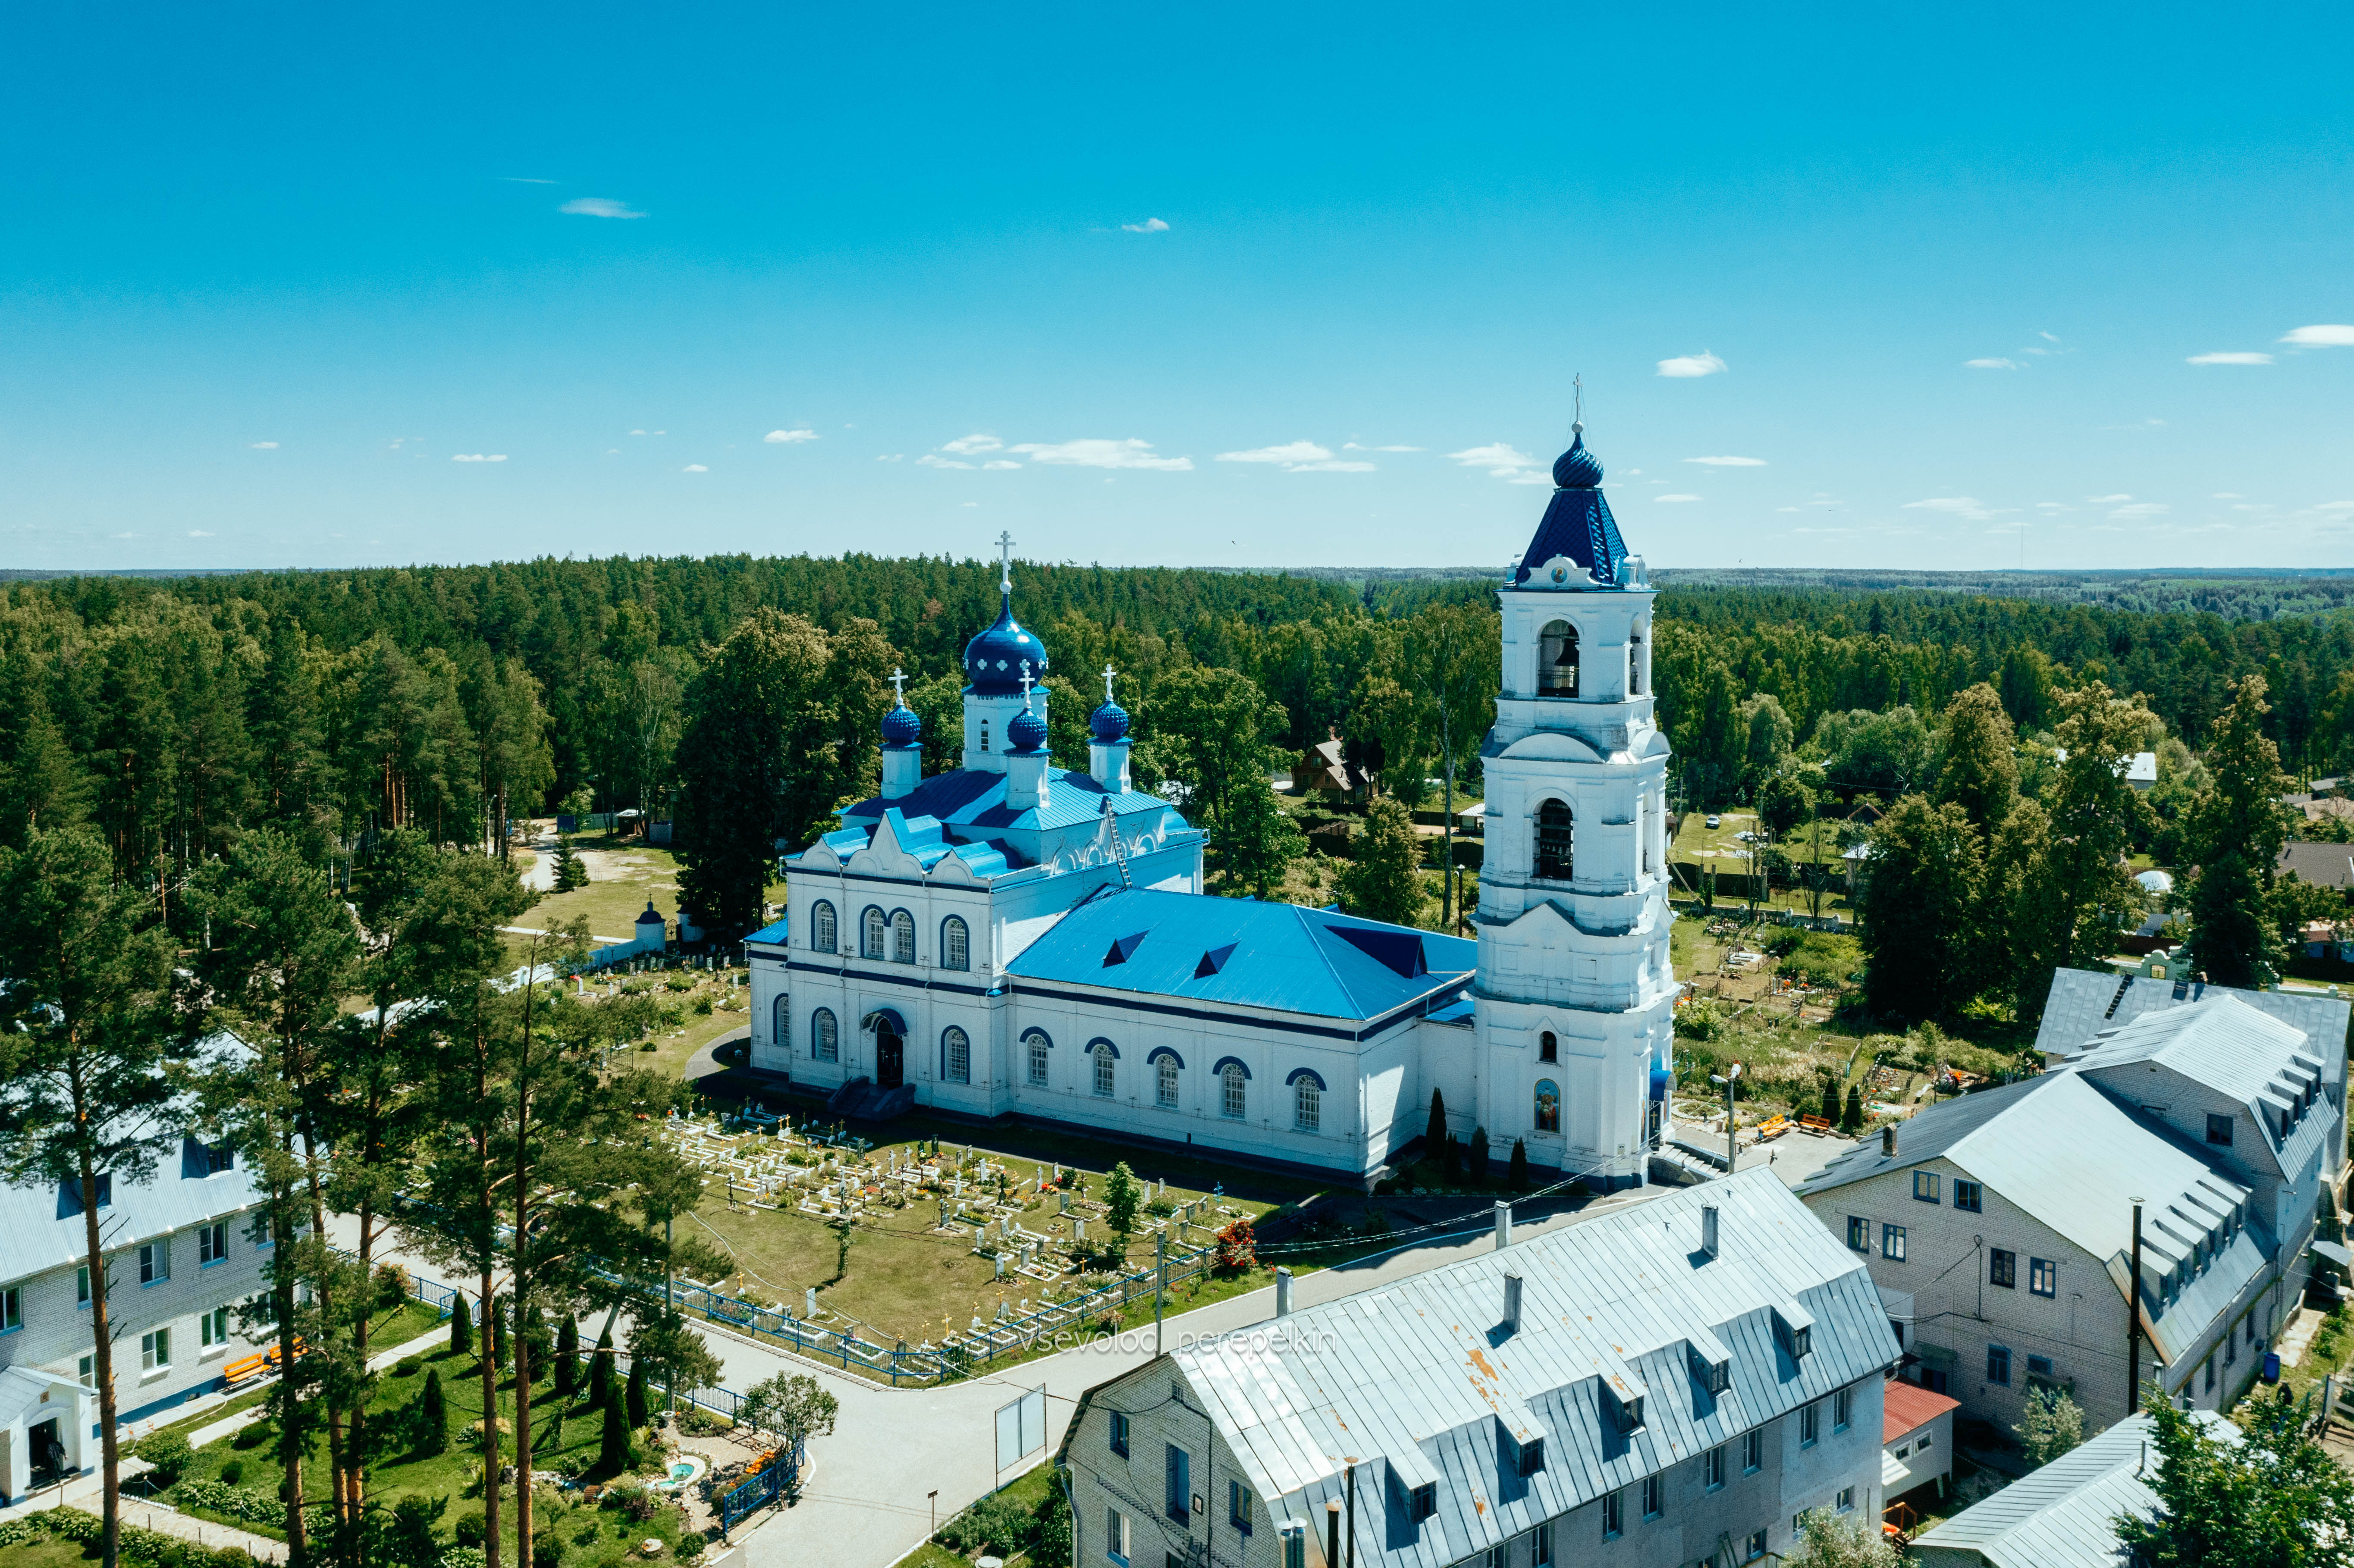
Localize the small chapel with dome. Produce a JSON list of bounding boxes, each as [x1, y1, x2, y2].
[[747, 433, 1677, 1186]]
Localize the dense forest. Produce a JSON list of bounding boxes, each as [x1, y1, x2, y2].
[[3, 554, 2350, 926]]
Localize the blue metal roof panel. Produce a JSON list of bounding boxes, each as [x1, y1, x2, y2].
[[746, 918, 791, 947], [1007, 888, 1475, 1021]]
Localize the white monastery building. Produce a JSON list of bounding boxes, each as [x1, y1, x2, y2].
[[747, 425, 1675, 1186]]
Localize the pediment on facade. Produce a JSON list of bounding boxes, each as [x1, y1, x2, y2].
[[796, 838, 844, 872], [845, 813, 923, 879], [1494, 729, 1604, 765], [1637, 729, 1673, 760], [929, 852, 982, 886]]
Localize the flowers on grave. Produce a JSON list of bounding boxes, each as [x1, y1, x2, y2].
[[1213, 1217, 1257, 1275]]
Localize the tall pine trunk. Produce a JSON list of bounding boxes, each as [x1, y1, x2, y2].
[[478, 1276, 501, 1568], [77, 1151, 122, 1568], [270, 1163, 308, 1566]]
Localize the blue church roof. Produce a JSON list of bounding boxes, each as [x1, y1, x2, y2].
[[964, 595, 1049, 695], [747, 917, 791, 947], [1514, 427, 1630, 586], [826, 766, 1184, 878], [1009, 888, 1476, 1022]]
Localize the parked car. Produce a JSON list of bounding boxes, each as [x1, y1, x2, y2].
[[1705, 814, 1721, 828]]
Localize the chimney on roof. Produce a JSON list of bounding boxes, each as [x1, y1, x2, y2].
[[1276, 1267, 1293, 1317], [1701, 1204, 1720, 1260], [1501, 1272, 1523, 1333], [1882, 1124, 1898, 1157]]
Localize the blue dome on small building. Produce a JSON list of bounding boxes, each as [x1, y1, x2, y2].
[[1008, 705, 1049, 753], [1089, 700, 1130, 743], [964, 599, 1049, 695], [881, 702, 922, 747], [1552, 427, 1603, 489]]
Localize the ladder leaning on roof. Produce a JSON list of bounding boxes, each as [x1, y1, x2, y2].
[[1101, 794, 1133, 889]]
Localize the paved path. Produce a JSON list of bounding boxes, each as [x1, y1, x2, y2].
[[726, 1187, 1669, 1568]]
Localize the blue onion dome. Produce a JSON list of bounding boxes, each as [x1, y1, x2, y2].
[[963, 601, 1050, 694], [1089, 699, 1130, 743], [1552, 426, 1603, 489], [881, 702, 921, 747], [1008, 704, 1049, 753]]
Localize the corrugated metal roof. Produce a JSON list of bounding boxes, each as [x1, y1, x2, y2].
[[747, 917, 790, 947], [2068, 996, 2331, 1173], [1169, 1172, 1897, 1568], [1008, 888, 1475, 1023], [2035, 969, 2351, 1071], [0, 1142, 267, 1287], [841, 766, 1175, 835], [1911, 1411, 2234, 1568]]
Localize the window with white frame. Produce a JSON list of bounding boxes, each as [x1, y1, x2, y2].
[[811, 900, 837, 953], [1025, 1030, 1051, 1087], [1704, 1445, 1725, 1489], [1093, 1044, 1116, 1098], [863, 906, 886, 959], [892, 909, 916, 964], [1744, 1528, 1767, 1561], [1836, 1487, 1855, 1513], [942, 1027, 971, 1084], [199, 1222, 227, 1264], [201, 1305, 230, 1349], [1641, 1474, 1663, 1520], [1833, 1387, 1852, 1431], [1104, 1506, 1130, 1566], [0, 1286, 19, 1333], [942, 916, 970, 971], [774, 994, 790, 1054], [1221, 1063, 1247, 1119], [1601, 1490, 1622, 1539], [1742, 1429, 1761, 1473], [1798, 1402, 1819, 1447], [1532, 1521, 1552, 1566], [1294, 1076, 1321, 1132], [138, 1240, 170, 1285], [141, 1327, 171, 1371], [813, 1007, 839, 1063], [1156, 1056, 1179, 1108]]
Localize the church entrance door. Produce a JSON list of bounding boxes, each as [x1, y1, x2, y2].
[[876, 1029, 904, 1089]]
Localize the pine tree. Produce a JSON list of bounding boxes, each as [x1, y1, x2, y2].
[[590, 1328, 614, 1410], [490, 1296, 508, 1372], [1841, 1085, 1864, 1133], [625, 1357, 650, 1430], [451, 1297, 473, 1358], [555, 1316, 579, 1400], [1425, 1089, 1447, 1153], [1507, 1139, 1529, 1191], [1820, 1076, 1841, 1126], [598, 1387, 631, 1474], [418, 1368, 449, 1455], [1467, 1126, 1490, 1185], [2184, 677, 2295, 987]]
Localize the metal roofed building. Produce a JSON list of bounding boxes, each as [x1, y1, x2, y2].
[[1058, 1171, 1899, 1568], [0, 1136, 272, 1500], [1908, 1410, 2234, 1568], [1799, 984, 2342, 1433], [752, 439, 1685, 1187]]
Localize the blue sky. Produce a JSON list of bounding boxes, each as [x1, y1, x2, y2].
[[4, 3, 2350, 574]]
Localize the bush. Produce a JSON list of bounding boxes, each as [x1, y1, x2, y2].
[[941, 1492, 1036, 1554], [678, 1534, 707, 1561], [453, 1510, 489, 1548], [532, 1539, 562, 1568], [135, 1429, 194, 1483], [418, 1367, 450, 1454], [176, 1478, 289, 1530], [219, 1459, 244, 1487], [440, 1551, 489, 1568], [1675, 1000, 1724, 1042], [394, 1355, 423, 1377], [694, 995, 714, 1015]]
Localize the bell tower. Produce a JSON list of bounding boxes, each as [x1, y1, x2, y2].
[[1473, 417, 1677, 1190]]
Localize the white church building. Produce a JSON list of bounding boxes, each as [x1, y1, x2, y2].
[[747, 427, 1676, 1185]]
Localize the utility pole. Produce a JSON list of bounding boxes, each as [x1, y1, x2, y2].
[[2127, 1199, 2146, 1418], [1155, 1229, 1167, 1356], [1711, 1063, 1742, 1175], [665, 1213, 677, 1418], [1343, 1464, 1357, 1568]]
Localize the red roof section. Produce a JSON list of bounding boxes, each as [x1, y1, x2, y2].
[[1883, 1379, 1960, 1443]]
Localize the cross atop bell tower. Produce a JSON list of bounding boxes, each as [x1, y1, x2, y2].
[[996, 530, 1015, 597]]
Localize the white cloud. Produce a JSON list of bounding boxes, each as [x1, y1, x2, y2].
[[629, 429, 647, 436], [560, 197, 646, 220], [1120, 218, 1170, 233], [2314, 501, 2354, 514], [1776, 506, 1799, 513], [1345, 442, 1424, 452], [2039, 331, 2060, 342], [2187, 351, 2272, 365], [2279, 324, 2354, 346], [1006, 439, 1191, 471], [451, 453, 508, 463], [504, 176, 558, 185], [1505, 471, 1553, 485], [2036, 501, 2072, 511], [960, 501, 979, 508], [1654, 494, 1703, 503], [941, 434, 1004, 455], [1656, 351, 1727, 378], [248, 440, 279, 449], [2109, 502, 2168, 519], [982, 459, 1021, 470], [2087, 493, 2133, 503], [682, 464, 708, 473], [1447, 442, 1537, 476], [1966, 358, 2022, 370], [875, 454, 905, 462], [1685, 455, 1766, 467], [917, 454, 974, 470], [1218, 441, 1375, 471], [188, 530, 213, 537], [763, 428, 819, 444], [1905, 496, 1992, 520]]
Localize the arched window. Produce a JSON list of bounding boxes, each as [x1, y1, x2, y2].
[[1294, 1077, 1321, 1133], [1535, 799, 1576, 881], [1092, 1043, 1116, 1098], [773, 995, 791, 1054], [942, 916, 970, 971], [813, 1007, 839, 1063], [862, 906, 886, 959], [1535, 1079, 1560, 1134], [810, 900, 837, 953], [1157, 1056, 1179, 1107], [941, 1026, 970, 1084], [1221, 1063, 1247, 1120], [1538, 620, 1579, 697], [891, 909, 916, 964], [1629, 630, 1646, 696], [1539, 1030, 1558, 1063], [979, 720, 990, 753], [1023, 1029, 1051, 1087]]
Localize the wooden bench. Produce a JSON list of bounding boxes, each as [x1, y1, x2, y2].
[[1798, 1114, 1834, 1135], [1755, 1115, 1790, 1141], [222, 1353, 271, 1387]]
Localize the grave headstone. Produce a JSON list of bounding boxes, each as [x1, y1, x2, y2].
[[805, 1286, 817, 1317]]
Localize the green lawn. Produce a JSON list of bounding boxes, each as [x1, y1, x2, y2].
[[162, 1338, 700, 1567]]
